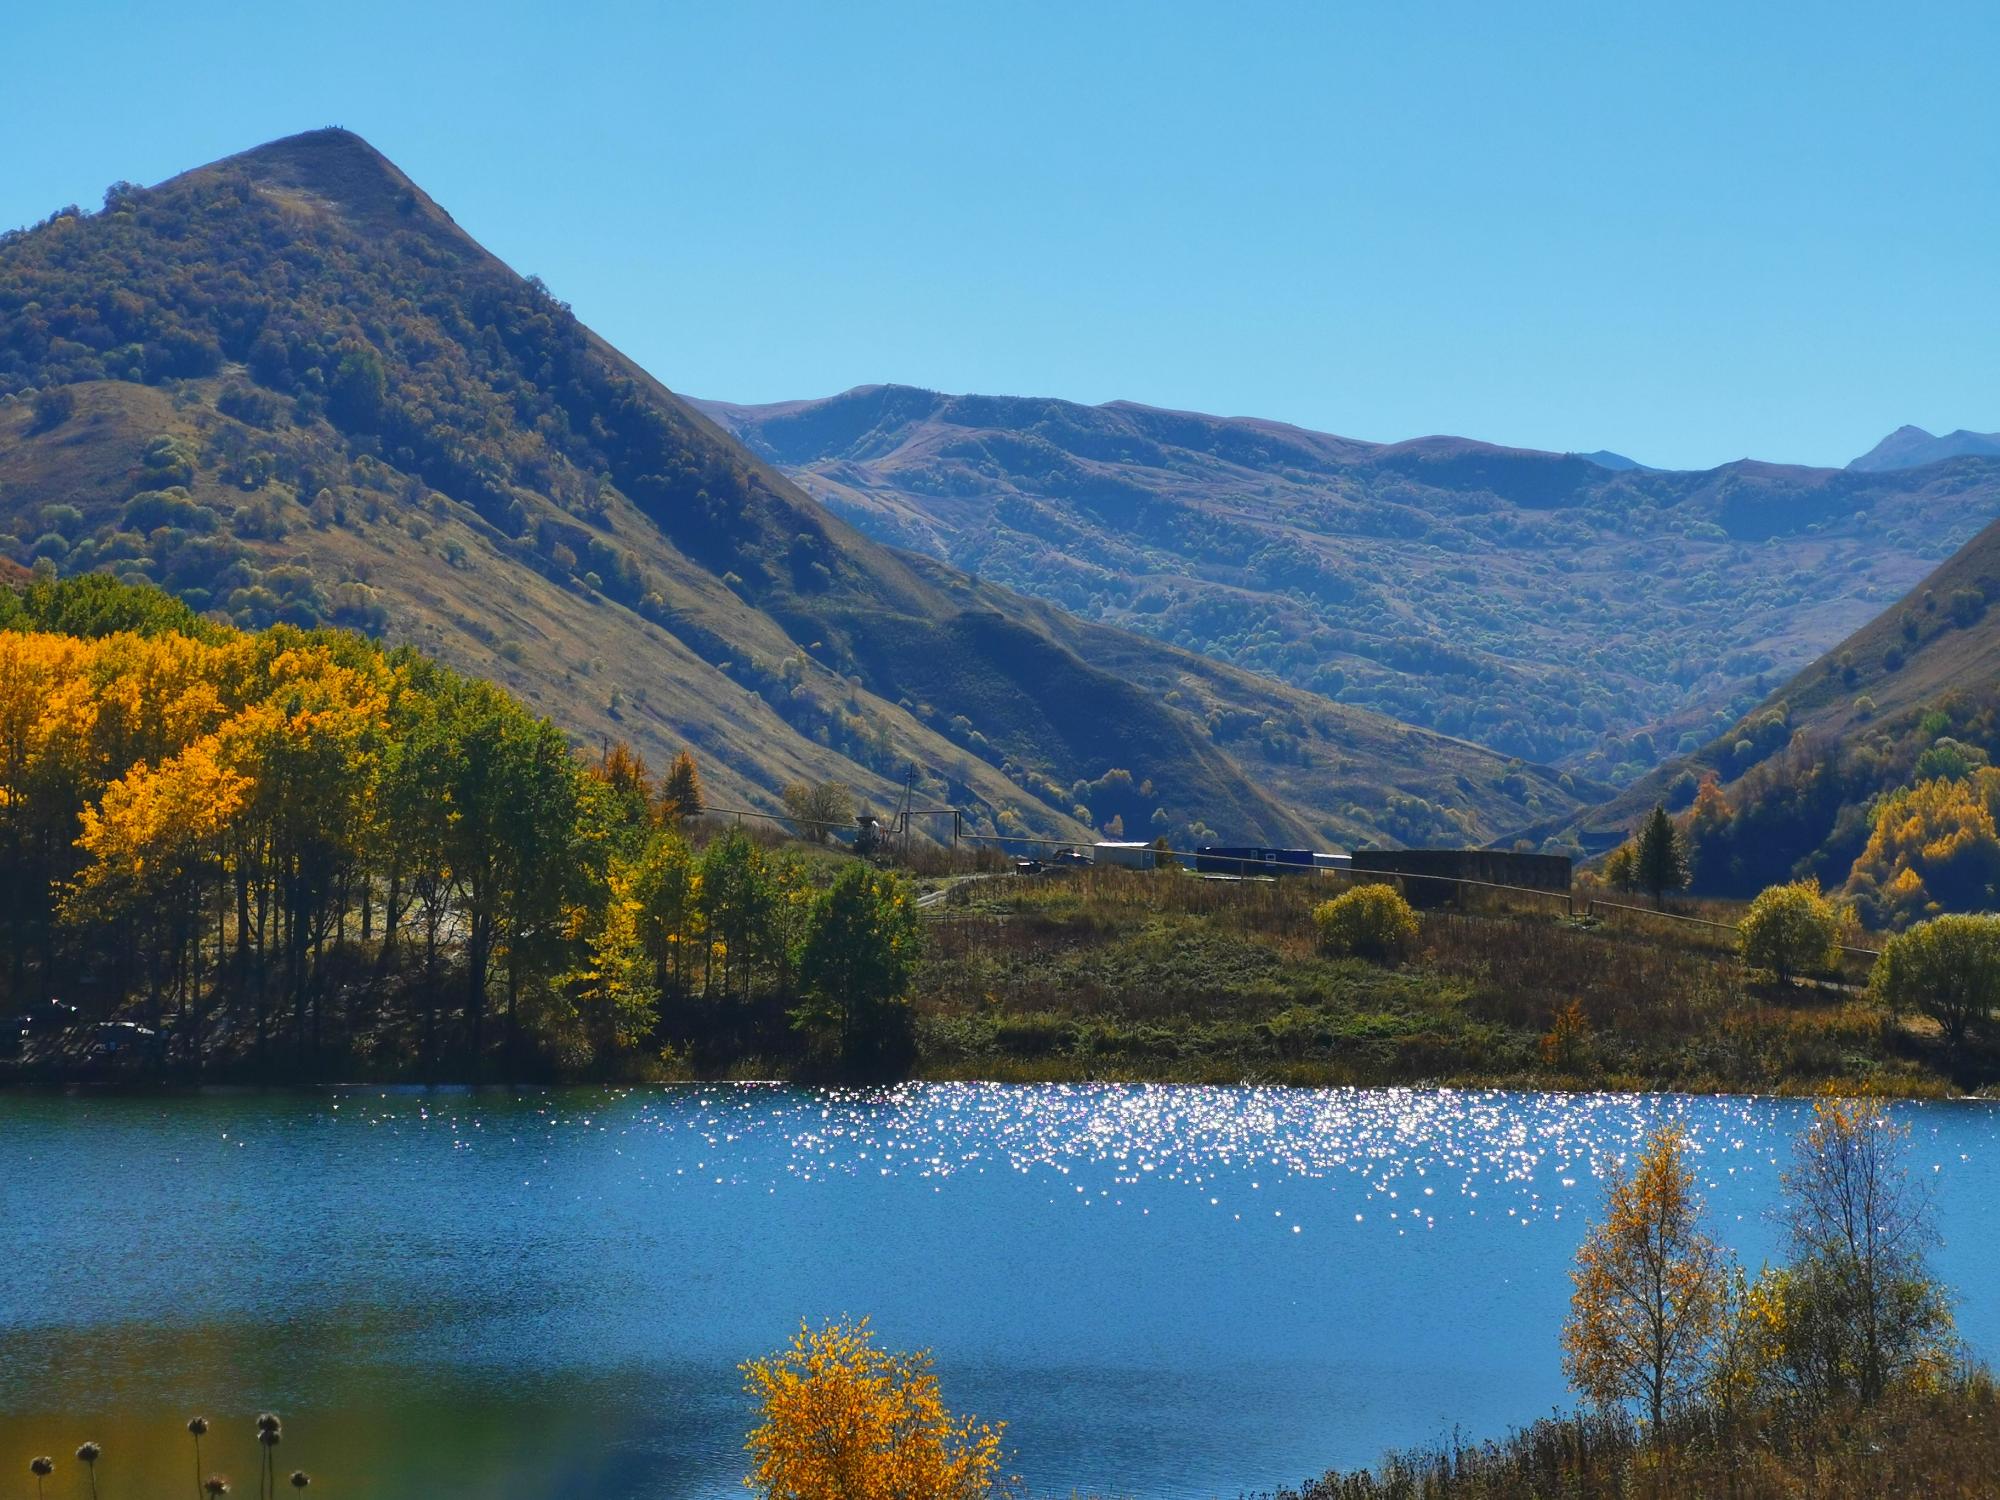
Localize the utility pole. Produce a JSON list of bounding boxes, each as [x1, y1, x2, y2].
[[896, 762, 916, 856]]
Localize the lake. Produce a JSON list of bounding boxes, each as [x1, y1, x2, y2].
[[2, 1085, 1995, 1498]]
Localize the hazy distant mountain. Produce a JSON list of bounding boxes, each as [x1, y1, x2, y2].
[[1850, 425, 2000, 473], [1577, 450, 1648, 471], [700, 386, 2000, 784], [0, 130, 1583, 850]]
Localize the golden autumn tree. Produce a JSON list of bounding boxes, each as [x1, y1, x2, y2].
[[571, 859, 659, 1055], [591, 739, 655, 843], [1847, 768, 2000, 924], [1562, 1125, 1730, 1430], [742, 1319, 1010, 1500], [68, 733, 251, 1038]]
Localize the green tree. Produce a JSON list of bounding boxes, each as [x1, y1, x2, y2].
[[698, 829, 774, 1001], [1634, 804, 1688, 904], [1739, 880, 1841, 985], [1871, 913, 2000, 1056], [30, 385, 75, 432], [795, 863, 921, 1073], [1774, 1099, 1954, 1408], [436, 679, 590, 1067], [589, 740, 655, 850], [327, 343, 387, 430], [629, 827, 701, 1001], [658, 750, 704, 821]]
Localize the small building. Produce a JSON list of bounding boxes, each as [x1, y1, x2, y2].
[[1194, 845, 1315, 876], [1093, 840, 1156, 870], [1348, 848, 1572, 907]]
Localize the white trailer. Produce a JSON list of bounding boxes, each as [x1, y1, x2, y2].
[[1093, 840, 1156, 870]]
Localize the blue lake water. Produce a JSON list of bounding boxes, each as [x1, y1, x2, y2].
[[1, 1084, 1995, 1498]]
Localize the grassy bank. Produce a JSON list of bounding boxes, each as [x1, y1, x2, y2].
[[1266, 1373, 2000, 1499], [908, 867, 1982, 1095]]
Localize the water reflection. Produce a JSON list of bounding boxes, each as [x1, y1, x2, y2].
[[2, 1086, 1994, 1498]]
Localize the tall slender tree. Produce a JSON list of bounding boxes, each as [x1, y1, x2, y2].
[[1634, 804, 1689, 905], [1562, 1125, 1729, 1430]]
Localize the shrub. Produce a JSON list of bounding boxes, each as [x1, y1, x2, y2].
[[742, 1320, 1005, 1499], [1313, 884, 1420, 963], [139, 433, 197, 486], [30, 385, 76, 431], [123, 487, 214, 534], [38, 503, 84, 537], [217, 383, 282, 428], [1871, 913, 2000, 1054], [1739, 880, 1843, 985]]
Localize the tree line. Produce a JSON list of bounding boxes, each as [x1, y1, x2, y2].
[[0, 573, 921, 1080], [1563, 1100, 1957, 1450], [1596, 796, 2000, 1062]]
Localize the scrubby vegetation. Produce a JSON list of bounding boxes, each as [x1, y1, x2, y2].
[[909, 865, 1990, 1093], [1574, 515, 2000, 921]]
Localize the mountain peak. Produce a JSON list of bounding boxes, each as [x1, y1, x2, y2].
[[1849, 423, 2000, 473], [164, 128, 463, 242], [1575, 449, 1647, 471]]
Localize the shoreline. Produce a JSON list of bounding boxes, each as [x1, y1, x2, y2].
[[3, 1071, 1992, 1101]]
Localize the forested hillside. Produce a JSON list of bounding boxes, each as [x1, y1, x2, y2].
[[702, 386, 2000, 782], [1543, 510, 2000, 924], [0, 130, 1578, 851]]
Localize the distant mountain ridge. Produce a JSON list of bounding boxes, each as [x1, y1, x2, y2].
[[0, 129, 1581, 851], [1850, 424, 2000, 473], [699, 385, 2000, 783]]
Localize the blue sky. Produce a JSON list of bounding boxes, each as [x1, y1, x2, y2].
[[6, 1, 1995, 470]]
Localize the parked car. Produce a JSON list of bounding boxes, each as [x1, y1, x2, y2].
[[91, 1021, 158, 1060]]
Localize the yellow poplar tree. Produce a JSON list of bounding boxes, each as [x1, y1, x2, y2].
[[572, 861, 659, 1053], [1562, 1125, 1729, 1430], [742, 1319, 1009, 1500], [1847, 769, 2000, 922]]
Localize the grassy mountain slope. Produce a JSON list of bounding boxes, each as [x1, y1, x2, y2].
[[0, 129, 1577, 850], [699, 385, 2000, 782]]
